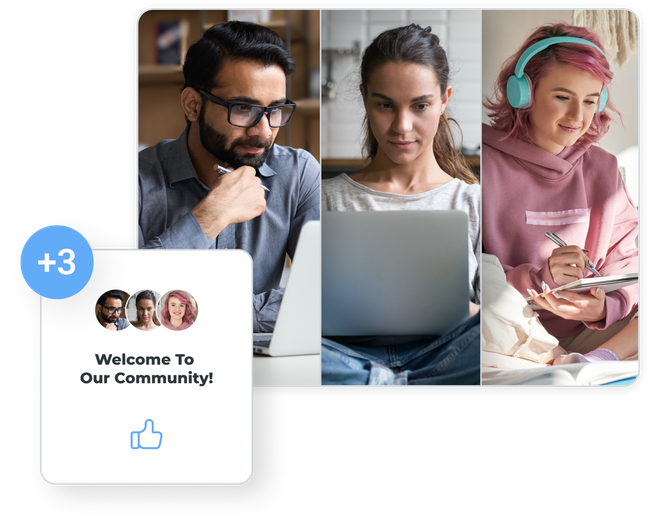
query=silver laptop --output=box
[322,210,469,337]
[253,220,321,356]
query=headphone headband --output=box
[514,36,609,78]
[507,36,609,112]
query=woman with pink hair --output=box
[161,290,198,331]
[482,23,638,363]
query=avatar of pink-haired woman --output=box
[161,290,197,331]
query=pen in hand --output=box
[545,231,601,277]
[214,164,270,191]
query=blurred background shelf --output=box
[138,64,183,84]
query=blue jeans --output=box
[321,313,480,385]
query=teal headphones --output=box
[506,36,609,113]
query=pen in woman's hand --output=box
[214,164,270,191]
[545,231,601,277]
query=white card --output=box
[41,250,252,484]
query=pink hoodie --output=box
[482,123,638,338]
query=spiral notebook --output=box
[525,273,638,309]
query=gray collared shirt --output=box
[138,127,320,332]
[97,316,130,331]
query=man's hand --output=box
[548,245,590,286]
[469,301,480,317]
[192,165,267,239]
[104,323,117,331]
[528,284,606,323]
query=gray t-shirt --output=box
[322,174,481,304]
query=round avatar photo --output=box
[158,290,198,331]
[95,289,131,331]
[126,290,161,331]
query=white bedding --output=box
[482,359,639,386]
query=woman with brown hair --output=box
[321,24,480,385]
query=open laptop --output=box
[322,210,469,337]
[253,220,321,356]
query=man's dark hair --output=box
[182,20,296,93]
[97,290,124,307]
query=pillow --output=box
[482,254,562,364]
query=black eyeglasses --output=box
[196,88,296,128]
[103,306,124,314]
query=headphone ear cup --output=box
[507,74,533,108]
[597,88,608,113]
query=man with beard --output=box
[138,21,320,332]
[96,291,130,331]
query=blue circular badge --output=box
[21,226,94,299]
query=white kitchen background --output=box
[321,9,482,161]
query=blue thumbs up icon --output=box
[131,419,163,449]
